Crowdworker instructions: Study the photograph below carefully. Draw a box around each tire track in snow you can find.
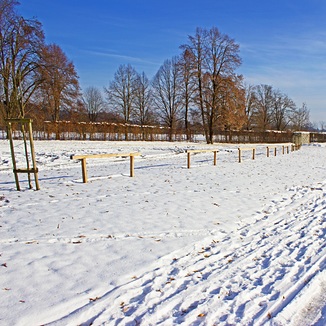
[0,228,227,245]
[45,185,326,326]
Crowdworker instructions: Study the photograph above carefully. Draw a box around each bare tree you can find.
[181,27,242,143]
[250,84,297,131]
[178,49,196,140]
[244,83,257,130]
[82,86,105,122]
[152,57,182,141]
[105,64,137,123]
[180,28,207,140]
[105,64,138,140]
[271,91,296,131]
[290,102,310,130]
[253,84,274,131]
[37,44,80,122]
[319,121,326,132]
[0,0,45,119]
[133,71,154,126]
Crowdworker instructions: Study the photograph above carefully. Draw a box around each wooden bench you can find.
[70,152,141,183]
[186,149,219,169]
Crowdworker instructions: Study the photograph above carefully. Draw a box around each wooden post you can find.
[213,150,217,165]
[130,154,135,177]
[287,146,289,154]
[7,122,20,191]
[187,152,191,169]
[238,148,242,163]
[81,158,88,183]
[21,124,32,188]
[28,120,40,190]
[252,148,255,160]
[274,147,277,156]
[267,147,270,158]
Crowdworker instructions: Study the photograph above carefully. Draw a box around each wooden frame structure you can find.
[238,147,256,163]
[70,152,141,183]
[5,118,40,191]
[238,144,293,163]
[186,149,219,169]
[267,144,292,157]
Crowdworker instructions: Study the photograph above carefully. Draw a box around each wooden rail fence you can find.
[70,152,140,183]
[186,149,219,169]
[187,144,297,168]
[266,144,293,157]
[238,144,295,163]
[70,144,300,184]
[238,147,256,163]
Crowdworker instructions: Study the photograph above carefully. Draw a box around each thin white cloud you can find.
[241,30,326,66]
[82,49,159,66]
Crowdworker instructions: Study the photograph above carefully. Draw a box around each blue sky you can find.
[19,0,326,123]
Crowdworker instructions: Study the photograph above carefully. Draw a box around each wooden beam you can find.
[186,149,219,169]
[186,149,219,154]
[71,153,140,160]
[14,168,39,173]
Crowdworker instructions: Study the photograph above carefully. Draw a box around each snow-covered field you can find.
[0,139,325,326]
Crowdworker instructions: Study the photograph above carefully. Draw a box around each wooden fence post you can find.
[252,148,255,160]
[130,155,135,177]
[28,121,40,190]
[213,150,217,165]
[187,152,191,169]
[238,148,242,163]
[6,121,20,191]
[81,158,88,183]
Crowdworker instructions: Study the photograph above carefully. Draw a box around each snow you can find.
[0,139,325,325]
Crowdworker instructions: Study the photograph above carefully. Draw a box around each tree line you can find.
[0,0,312,143]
